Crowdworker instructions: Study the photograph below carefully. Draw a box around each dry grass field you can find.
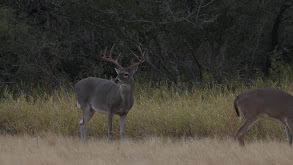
[0,134,293,165]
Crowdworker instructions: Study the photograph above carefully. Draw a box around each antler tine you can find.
[137,45,145,58]
[131,45,145,62]
[103,47,108,58]
[137,45,145,62]
[109,43,116,59]
[117,53,122,64]
[101,44,123,68]
[131,52,141,62]
[127,45,145,69]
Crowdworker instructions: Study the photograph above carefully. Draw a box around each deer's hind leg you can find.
[80,105,95,141]
[285,118,293,146]
[285,126,292,145]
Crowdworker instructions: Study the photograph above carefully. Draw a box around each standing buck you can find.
[234,88,293,146]
[74,44,145,141]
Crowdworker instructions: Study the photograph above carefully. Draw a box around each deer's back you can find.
[236,88,293,118]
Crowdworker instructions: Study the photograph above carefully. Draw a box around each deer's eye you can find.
[124,73,129,76]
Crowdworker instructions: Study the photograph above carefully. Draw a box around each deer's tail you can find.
[234,96,240,117]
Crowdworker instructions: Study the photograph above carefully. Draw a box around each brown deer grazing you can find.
[74,44,145,141]
[234,88,293,146]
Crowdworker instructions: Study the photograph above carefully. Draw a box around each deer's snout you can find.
[114,78,121,84]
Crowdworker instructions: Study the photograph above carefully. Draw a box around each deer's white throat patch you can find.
[76,101,81,108]
[119,84,130,92]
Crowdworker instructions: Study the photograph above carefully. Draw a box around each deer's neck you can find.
[117,80,135,113]
[119,81,135,99]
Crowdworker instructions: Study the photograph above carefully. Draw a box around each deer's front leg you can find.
[107,112,114,141]
[119,115,126,142]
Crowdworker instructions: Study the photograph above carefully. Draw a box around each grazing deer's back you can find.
[239,88,293,104]
[237,88,293,116]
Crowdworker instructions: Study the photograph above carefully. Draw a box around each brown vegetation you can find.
[0,134,292,165]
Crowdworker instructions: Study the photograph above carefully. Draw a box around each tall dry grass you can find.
[0,79,293,140]
[0,134,293,165]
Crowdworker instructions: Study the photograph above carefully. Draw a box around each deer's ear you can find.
[115,68,119,74]
[130,66,138,74]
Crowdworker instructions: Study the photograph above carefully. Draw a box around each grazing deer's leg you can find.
[285,126,292,145]
[80,105,89,141]
[236,118,259,146]
[285,119,293,146]
[80,106,95,141]
[80,119,84,140]
[119,115,126,142]
[107,112,114,141]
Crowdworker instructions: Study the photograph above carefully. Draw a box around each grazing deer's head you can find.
[102,44,145,85]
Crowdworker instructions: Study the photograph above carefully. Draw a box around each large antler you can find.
[127,45,145,70]
[101,44,123,68]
